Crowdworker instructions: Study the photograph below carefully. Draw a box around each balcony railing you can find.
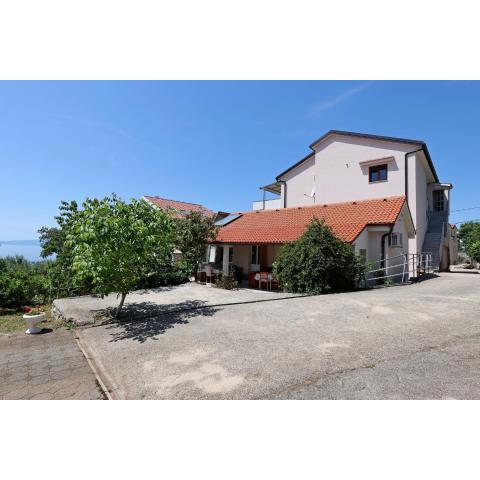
[252,198,282,211]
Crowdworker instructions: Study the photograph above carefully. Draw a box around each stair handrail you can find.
[365,252,434,287]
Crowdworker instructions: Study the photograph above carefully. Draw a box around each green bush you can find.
[0,269,33,307]
[467,241,480,263]
[215,271,239,290]
[0,256,51,307]
[272,218,365,294]
[458,222,480,253]
[136,261,190,289]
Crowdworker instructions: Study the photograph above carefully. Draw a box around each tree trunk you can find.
[116,292,127,318]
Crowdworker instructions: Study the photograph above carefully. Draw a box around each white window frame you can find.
[390,232,403,248]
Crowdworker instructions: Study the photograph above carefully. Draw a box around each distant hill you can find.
[0,240,40,246]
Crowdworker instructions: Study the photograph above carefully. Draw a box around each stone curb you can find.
[74,332,119,400]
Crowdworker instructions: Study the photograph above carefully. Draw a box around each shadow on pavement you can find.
[103,300,219,343]
[38,328,53,334]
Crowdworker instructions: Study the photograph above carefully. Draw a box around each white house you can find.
[210,130,456,284]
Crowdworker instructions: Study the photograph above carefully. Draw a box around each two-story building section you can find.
[210,130,456,283]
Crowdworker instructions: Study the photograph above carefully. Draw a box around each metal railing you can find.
[363,252,433,287]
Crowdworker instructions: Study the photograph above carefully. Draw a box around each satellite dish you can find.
[304,176,316,201]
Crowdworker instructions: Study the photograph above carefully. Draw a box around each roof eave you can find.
[308,130,427,150]
[400,201,416,237]
[419,144,439,184]
[276,152,315,181]
[350,223,394,243]
[260,181,282,195]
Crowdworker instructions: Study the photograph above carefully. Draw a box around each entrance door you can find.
[259,245,268,269]
[433,190,445,212]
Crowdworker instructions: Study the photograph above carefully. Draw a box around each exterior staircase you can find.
[422,212,447,270]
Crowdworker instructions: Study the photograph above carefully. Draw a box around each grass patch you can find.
[0,305,64,334]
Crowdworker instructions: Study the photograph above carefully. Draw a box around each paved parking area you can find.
[0,329,105,400]
[78,273,480,399]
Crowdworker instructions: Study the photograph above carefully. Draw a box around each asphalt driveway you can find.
[78,273,480,399]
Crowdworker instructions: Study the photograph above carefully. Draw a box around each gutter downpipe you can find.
[380,225,394,270]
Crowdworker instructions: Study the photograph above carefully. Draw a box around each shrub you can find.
[467,241,480,263]
[215,271,238,290]
[229,264,243,283]
[0,269,33,307]
[458,222,480,253]
[0,256,51,307]
[272,218,365,294]
[136,261,190,289]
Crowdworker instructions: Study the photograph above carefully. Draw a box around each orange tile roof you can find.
[214,196,406,244]
[144,195,214,218]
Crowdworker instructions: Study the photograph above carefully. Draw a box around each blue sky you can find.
[0,81,479,240]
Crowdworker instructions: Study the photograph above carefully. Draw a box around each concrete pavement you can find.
[53,282,299,326]
[78,272,480,399]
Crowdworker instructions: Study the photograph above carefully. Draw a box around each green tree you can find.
[458,221,480,252]
[67,195,176,317]
[39,200,79,258]
[38,200,82,298]
[176,211,218,277]
[467,241,480,263]
[273,218,365,294]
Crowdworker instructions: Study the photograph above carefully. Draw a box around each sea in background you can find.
[0,240,44,261]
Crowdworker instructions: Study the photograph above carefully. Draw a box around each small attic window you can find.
[390,232,403,247]
[369,164,388,183]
